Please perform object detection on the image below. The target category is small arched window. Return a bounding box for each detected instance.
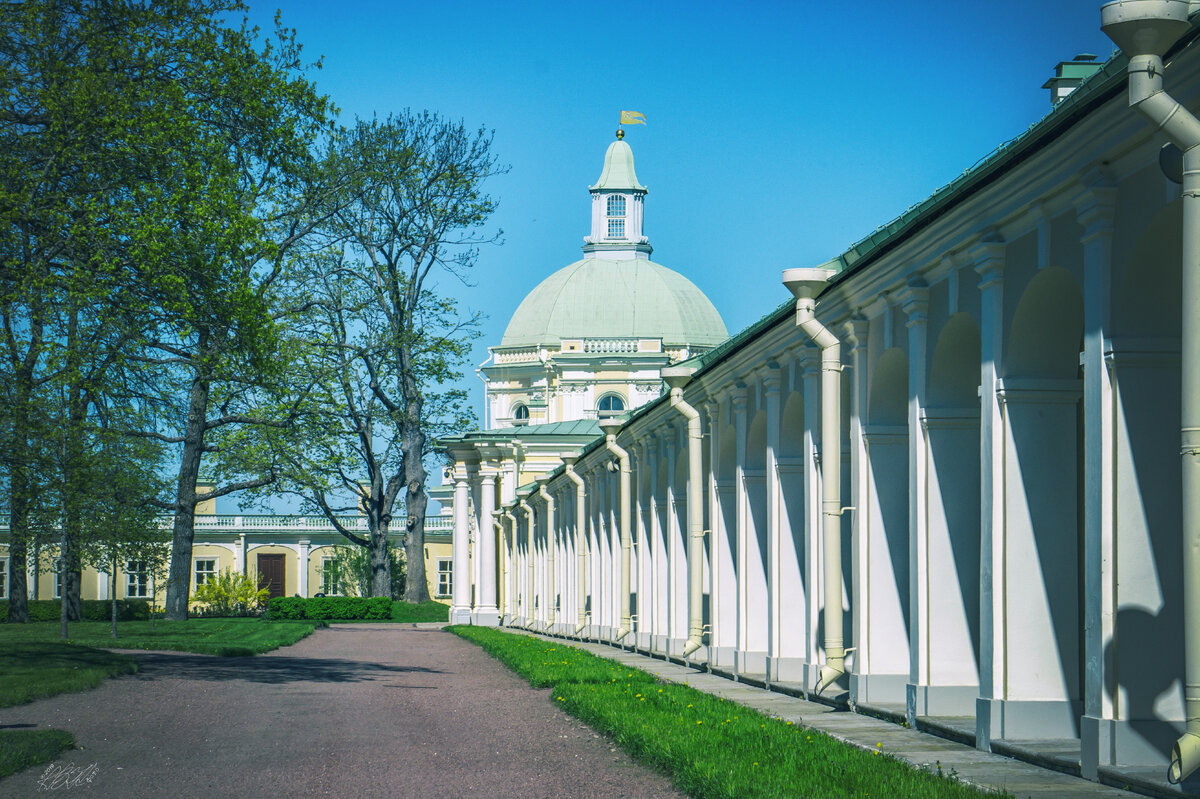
[606,194,626,239]
[512,403,530,423]
[597,394,625,417]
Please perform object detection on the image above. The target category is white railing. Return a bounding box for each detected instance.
[0,512,452,536]
[583,338,639,353]
[493,347,539,364]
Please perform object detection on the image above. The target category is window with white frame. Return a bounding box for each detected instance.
[126,560,150,598]
[512,403,529,424]
[194,558,216,588]
[53,558,63,599]
[321,558,341,596]
[0,557,7,599]
[597,393,626,417]
[606,194,626,239]
[436,559,452,598]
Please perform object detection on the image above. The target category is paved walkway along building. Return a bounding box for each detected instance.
[0,625,683,799]
[442,4,1200,794]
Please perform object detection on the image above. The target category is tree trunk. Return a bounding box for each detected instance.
[6,371,34,623]
[111,560,118,638]
[59,526,71,639]
[61,302,84,623]
[402,417,430,604]
[164,371,209,620]
[370,524,391,598]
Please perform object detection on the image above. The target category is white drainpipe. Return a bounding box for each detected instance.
[538,479,557,632]
[1102,0,1200,782]
[563,456,589,634]
[493,515,506,621]
[600,417,633,642]
[518,495,535,629]
[783,267,847,695]
[662,365,706,657]
[503,507,518,620]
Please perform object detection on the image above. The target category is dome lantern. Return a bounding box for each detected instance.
[584,135,651,259]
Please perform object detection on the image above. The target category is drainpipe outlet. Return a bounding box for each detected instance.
[600,418,633,643]
[782,267,846,694]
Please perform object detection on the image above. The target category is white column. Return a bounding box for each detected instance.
[900,282,930,726]
[764,364,785,680]
[733,386,751,672]
[475,472,499,625]
[450,477,472,624]
[1077,174,1118,778]
[298,539,310,598]
[845,318,870,697]
[973,233,1007,751]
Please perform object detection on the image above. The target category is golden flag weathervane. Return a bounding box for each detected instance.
[619,110,646,126]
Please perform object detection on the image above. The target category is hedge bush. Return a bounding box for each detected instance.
[267,596,392,620]
[0,600,150,623]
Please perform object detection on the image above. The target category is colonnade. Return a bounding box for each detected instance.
[447,24,1200,780]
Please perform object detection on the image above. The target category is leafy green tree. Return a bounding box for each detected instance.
[1,0,336,621]
[191,569,270,617]
[323,544,406,599]
[282,112,501,601]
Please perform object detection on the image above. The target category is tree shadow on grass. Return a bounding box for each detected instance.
[123,651,442,686]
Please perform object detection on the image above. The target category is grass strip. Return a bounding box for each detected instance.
[0,618,321,657]
[449,626,1004,799]
[389,600,450,623]
[0,643,138,708]
[0,729,76,780]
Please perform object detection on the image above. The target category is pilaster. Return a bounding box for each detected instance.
[898,280,931,726]
[971,231,1008,751]
[1076,171,1118,778]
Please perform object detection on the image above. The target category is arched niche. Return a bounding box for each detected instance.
[928,313,981,409]
[1006,266,1084,380]
[869,348,908,425]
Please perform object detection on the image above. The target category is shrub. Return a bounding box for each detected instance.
[0,600,149,623]
[191,569,270,617]
[266,596,392,620]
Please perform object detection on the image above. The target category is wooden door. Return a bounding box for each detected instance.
[257,554,285,598]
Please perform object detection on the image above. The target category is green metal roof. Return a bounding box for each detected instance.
[499,257,728,349]
[591,138,646,191]
[437,419,602,448]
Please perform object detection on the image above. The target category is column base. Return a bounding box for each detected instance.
[449,606,472,625]
[850,672,906,706]
[710,645,737,671]
[976,697,1082,751]
[735,649,768,678]
[907,683,979,725]
[768,656,808,683]
[470,608,500,627]
[1081,714,1184,779]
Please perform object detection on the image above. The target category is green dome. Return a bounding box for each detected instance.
[499,258,728,349]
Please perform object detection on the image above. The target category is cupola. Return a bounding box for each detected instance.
[583,131,652,259]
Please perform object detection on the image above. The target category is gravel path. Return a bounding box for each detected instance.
[0,624,684,798]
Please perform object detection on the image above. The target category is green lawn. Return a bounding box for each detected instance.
[0,729,76,780]
[0,618,322,658]
[450,626,1006,799]
[0,643,139,708]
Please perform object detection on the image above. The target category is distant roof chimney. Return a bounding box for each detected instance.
[1042,53,1103,107]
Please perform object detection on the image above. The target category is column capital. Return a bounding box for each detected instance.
[897,279,930,327]
[842,315,870,349]
[1074,167,1118,244]
[759,361,782,395]
[731,382,749,414]
[971,230,1006,289]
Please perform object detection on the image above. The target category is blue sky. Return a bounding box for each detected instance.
[248,0,1116,422]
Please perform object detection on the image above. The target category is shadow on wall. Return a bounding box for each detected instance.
[1105,606,1196,788]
